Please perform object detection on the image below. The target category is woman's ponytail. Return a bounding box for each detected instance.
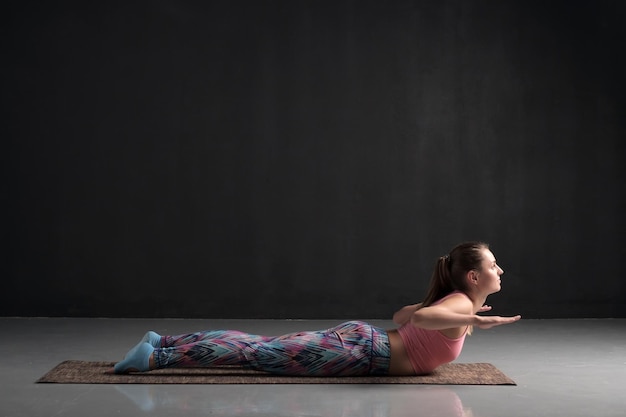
[421,255,454,308]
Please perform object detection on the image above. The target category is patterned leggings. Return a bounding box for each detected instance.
[153,321,390,376]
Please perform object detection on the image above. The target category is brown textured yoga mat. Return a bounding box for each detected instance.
[37,361,516,385]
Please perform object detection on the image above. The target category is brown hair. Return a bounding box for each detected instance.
[421,241,489,307]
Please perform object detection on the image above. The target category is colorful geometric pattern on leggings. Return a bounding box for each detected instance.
[153,321,389,376]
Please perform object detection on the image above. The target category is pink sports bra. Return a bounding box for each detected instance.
[396,291,470,374]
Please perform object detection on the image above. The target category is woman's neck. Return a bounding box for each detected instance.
[466,290,488,313]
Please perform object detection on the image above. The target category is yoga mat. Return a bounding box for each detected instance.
[37,361,516,385]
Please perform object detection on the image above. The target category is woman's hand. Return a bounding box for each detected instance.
[475,314,522,329]
[478,305,492,313]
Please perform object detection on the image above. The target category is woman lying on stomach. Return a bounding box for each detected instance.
[113,241,521,376]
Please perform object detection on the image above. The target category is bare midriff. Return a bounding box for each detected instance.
[386,329,416,375]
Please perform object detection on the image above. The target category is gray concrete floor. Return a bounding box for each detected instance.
[1,318,625,417]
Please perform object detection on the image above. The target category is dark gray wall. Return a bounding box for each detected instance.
[4,0,625,319]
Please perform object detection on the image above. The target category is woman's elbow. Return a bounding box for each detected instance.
[409,311,430,328]
[392,312,405,325]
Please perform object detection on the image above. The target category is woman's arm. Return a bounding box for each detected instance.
[392,303,422,325]
[411,296,520,330]
[410,297,476,330]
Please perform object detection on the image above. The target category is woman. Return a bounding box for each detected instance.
[113,241,520,375]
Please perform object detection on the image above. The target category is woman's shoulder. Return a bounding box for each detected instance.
[433,291,474,314]
[435,290,471,305]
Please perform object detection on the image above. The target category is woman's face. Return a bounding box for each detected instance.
[476,249,504,294]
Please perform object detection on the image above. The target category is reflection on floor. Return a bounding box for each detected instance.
[1,318,625,417]
[114,384,469,416]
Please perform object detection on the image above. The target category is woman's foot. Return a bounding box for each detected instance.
[122,332,162,359]
[139,331,162,349]
[114,343,155,374]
